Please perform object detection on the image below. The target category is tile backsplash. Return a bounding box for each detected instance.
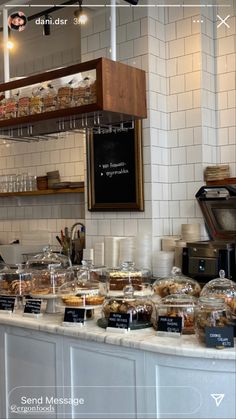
[0,132,85,245]
[0,4,235,270]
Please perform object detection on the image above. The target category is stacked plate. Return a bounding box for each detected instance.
[174,240,187,269]
[119,238,136,265]
[181,224,200,242]
[135,234,152,269]
[161,235,180,252]
[104,237,123,268]
[153,251,174,277]
[83,248,94,263]
[94,242,104,266]
[204,165,230,181]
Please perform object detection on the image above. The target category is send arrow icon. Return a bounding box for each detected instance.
[211,394,225,407]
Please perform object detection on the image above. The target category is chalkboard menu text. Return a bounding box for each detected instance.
[108,312,130,329]
[87,121,144,211]
[205,327,234,348]
[0,296,15,312]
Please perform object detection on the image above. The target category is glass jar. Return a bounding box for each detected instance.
[18,95,30,117]
[43,83,57,112]
[152,267,201,298]
[0,97,5,120]
[154,294,197,334]
[0,265,32,296]
[107,261,152,297]
[57,84,72,109]
[30,86,44,115]
[200,270,236,317]
[5,96,18,119]
[195,297,232,344]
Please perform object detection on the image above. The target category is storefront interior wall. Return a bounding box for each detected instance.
[0,3,235,271]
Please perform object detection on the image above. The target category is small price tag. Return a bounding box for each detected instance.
[205,327,234,349]
[107,312,130,330]
[157,316,182,337]
[24,299,41,315]
[63,308,85,324]
[0,296,15,312]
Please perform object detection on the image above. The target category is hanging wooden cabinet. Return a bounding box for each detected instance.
[0,58,147,138]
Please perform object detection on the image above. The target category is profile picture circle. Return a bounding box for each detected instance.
[8,11,27,32]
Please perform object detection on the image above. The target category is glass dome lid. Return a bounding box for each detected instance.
[200,270,236,316]
[0,264,32,295]
[26,246,71,270]
[152,267,201,298]
[107,261,152,297]
[100,284,155,330]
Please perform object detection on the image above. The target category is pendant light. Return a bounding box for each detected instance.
[74,0,88,25]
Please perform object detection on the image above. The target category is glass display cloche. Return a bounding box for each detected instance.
[153,294,197,335]
[200,270,236,317]
[59,260,106,306]
[0,264,32,296]
[152,267,201,298]
[195,296,232,344]
[98,283,155,330]
[107,261,152,297]
[26,246,71,270]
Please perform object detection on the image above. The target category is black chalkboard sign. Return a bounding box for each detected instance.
[87,121,144,210]
[205,327,234,348]
[157,316,182,334]
[24,299,41,315]
[108,312,130,329]
[0,296,15,312]
[63,308,85,324]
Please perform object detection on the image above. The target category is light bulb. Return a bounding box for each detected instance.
[78,12,88,25]
[6,40,14,50]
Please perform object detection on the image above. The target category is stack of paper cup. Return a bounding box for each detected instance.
[94,242,104,266]
[161,236,180,252]
[119,237,136,265]
[135,234,152,269]
[174,240,187,269]
[82,248,94,263]
[104,237,122,268]
[181,224,200,242]
[153,251,175,277]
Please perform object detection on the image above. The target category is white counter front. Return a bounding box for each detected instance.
[0,310,235,419]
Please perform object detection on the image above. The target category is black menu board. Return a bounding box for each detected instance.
[108,313,130,329]
[24,299,41,315]
[0,296,15,312]
[205,327,234,348]
[63,308,85,324]
[87,121,144,210]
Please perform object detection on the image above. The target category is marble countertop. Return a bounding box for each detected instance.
[0,309,235,360]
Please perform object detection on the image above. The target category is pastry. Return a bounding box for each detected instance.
[85,295,105,305]
[9,280,31,295]
[62,296,83,306]
[31,288,50,295]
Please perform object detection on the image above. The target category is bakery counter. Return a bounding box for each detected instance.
[0,310,235,419]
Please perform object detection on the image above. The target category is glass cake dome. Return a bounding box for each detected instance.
[200,270,236,317]
[152,267,201,298]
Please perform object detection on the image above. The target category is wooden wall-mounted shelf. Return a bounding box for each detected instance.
[0,187,84,197]
[0,58,147,138]
[206,178,236,186]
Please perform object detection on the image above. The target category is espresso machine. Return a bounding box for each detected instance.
[182,185,236,283]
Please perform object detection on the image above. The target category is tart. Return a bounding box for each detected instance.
[85,295,105,305]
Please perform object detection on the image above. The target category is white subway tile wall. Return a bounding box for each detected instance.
[0,133,85,244]
[0,4,235,267]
